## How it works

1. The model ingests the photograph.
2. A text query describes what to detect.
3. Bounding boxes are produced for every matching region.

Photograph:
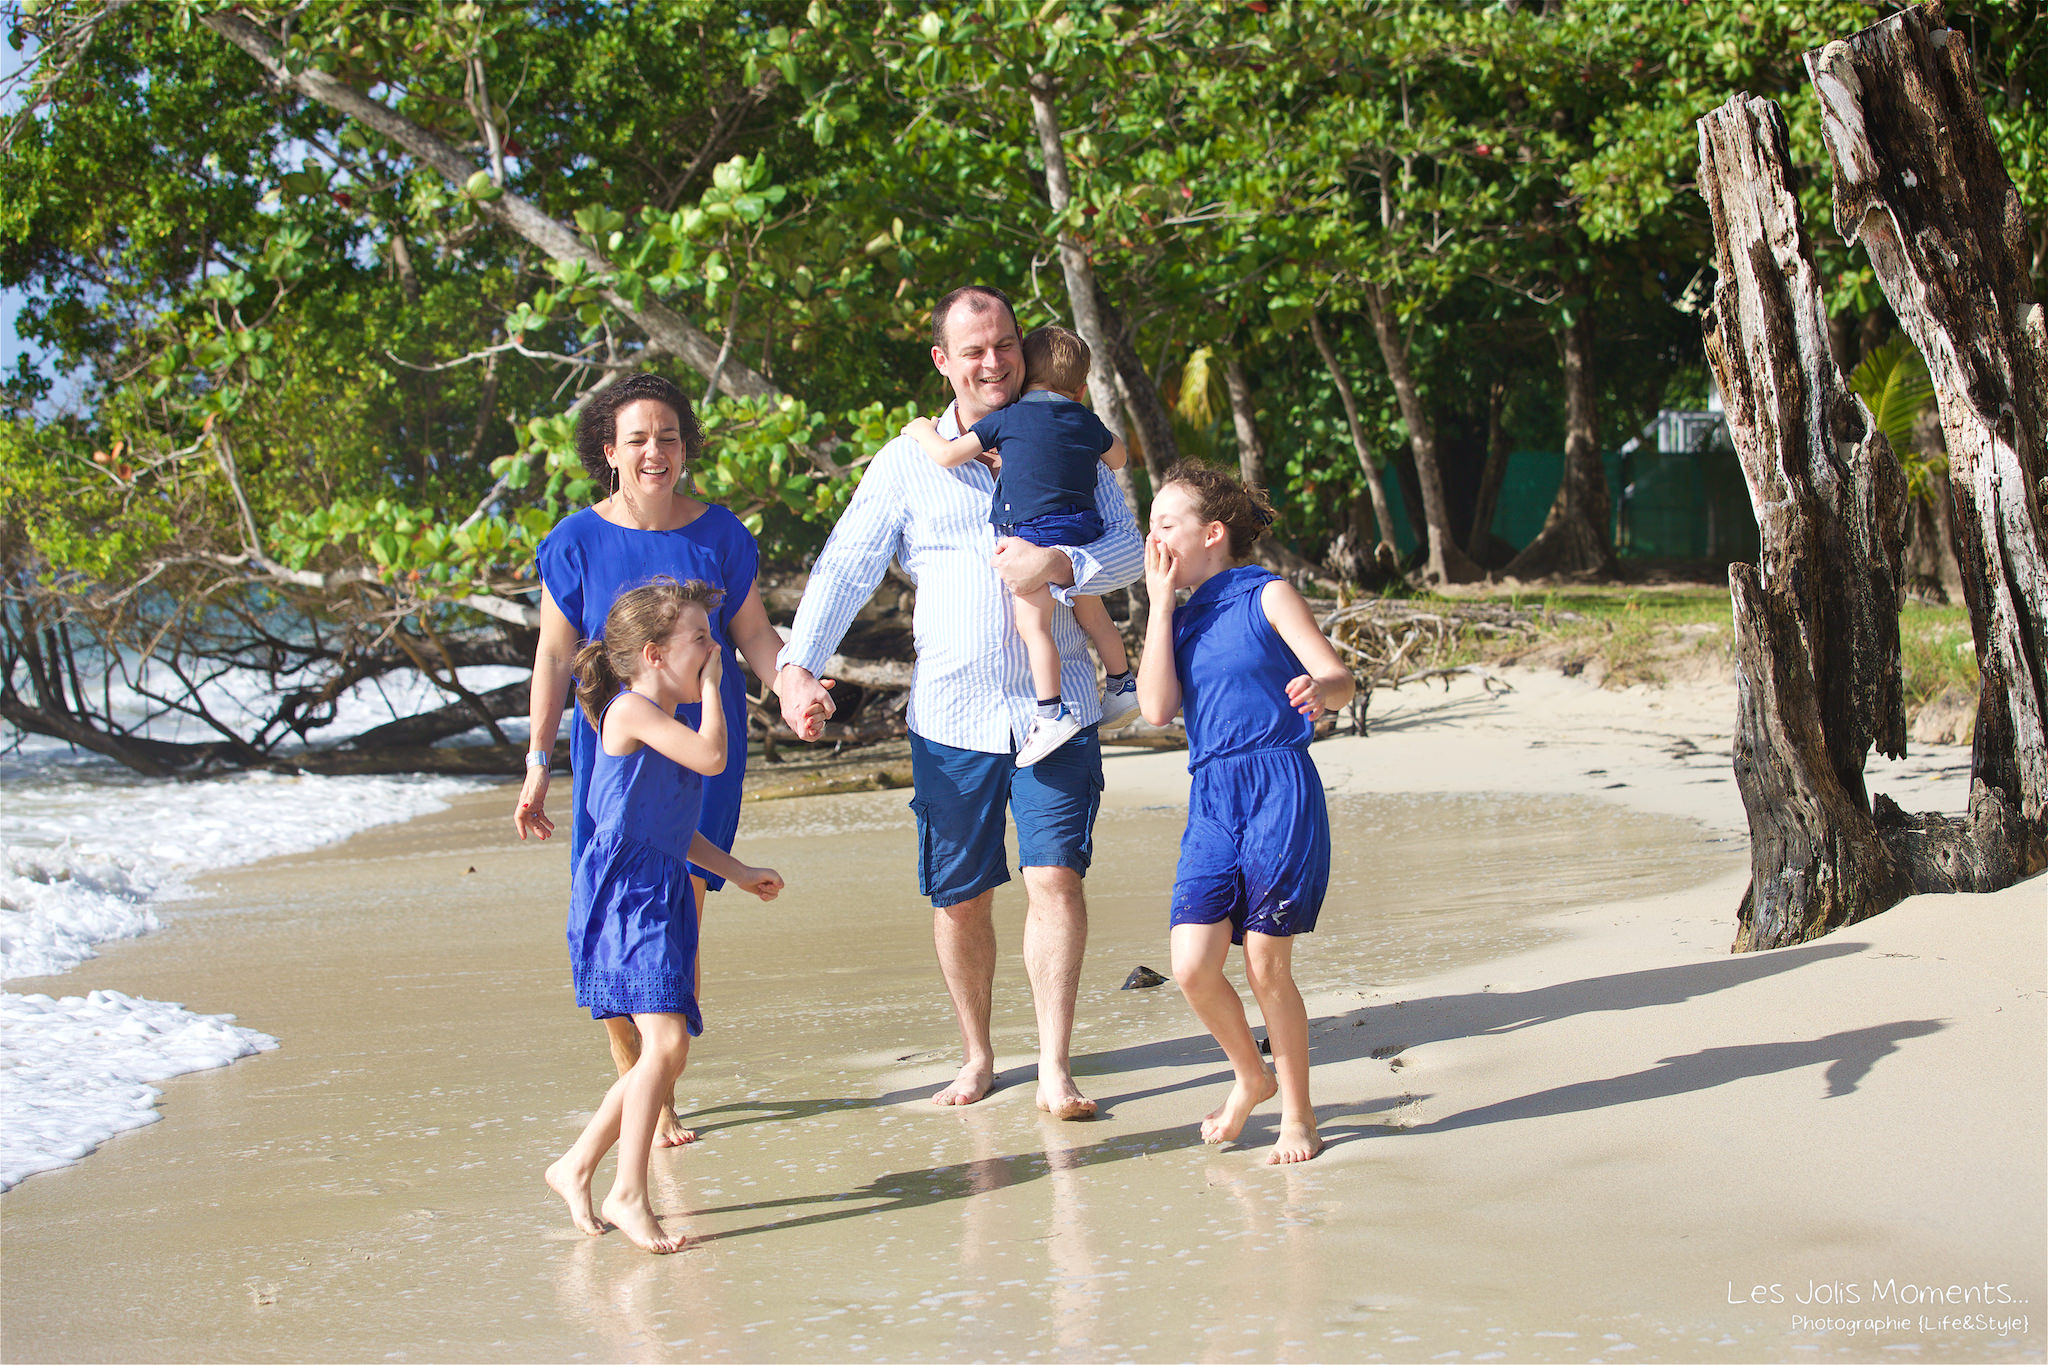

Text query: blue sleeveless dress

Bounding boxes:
[568,693,705,1031]
[536,503,758,891]
[1168,564,1331,942]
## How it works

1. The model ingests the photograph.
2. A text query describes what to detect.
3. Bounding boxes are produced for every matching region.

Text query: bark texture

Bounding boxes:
[1698,93,1914,951]
[1807,3,2048,853]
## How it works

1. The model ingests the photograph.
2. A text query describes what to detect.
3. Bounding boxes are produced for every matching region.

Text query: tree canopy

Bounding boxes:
[2,0,2041,770]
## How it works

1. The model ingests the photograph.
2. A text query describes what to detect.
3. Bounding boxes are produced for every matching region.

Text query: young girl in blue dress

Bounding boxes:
[1136,467,1354,1164]
[543,578,783,1253]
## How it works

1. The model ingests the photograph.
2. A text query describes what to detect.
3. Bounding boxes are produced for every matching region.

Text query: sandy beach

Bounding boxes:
[1,668,2039,1363]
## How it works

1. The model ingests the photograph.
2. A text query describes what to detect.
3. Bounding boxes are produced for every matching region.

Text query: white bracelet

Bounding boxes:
[525,750,551,771]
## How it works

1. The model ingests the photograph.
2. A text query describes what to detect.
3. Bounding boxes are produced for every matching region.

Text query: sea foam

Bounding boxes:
[2,669,504,1190]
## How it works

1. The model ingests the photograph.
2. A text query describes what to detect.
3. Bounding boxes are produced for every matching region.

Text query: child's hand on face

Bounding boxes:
[1144,534,1179,599]
[699,646,723,696]
[738,865,784,901]
[1284,673,1325,717]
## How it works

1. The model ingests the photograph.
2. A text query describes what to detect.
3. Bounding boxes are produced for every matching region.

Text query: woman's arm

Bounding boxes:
[904,415,986,468]
[727,583,784,693]
[1135,538,1184,727]
[1262,579,1355,716]
[513,587,579,840]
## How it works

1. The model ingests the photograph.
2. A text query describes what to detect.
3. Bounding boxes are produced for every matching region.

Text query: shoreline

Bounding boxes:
[1,668,2039,1362]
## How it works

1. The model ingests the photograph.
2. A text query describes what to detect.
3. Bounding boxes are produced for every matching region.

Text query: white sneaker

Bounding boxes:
[1016,711,1083,767]
[1099,685,1141,731]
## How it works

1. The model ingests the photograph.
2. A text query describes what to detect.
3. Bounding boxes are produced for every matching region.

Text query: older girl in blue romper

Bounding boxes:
[1136,466,1355,1164]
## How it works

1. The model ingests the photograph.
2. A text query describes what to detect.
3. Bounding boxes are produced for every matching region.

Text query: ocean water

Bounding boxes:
[0,662,524,1190]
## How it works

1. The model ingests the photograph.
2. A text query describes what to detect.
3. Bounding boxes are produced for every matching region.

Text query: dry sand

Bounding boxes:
[1,668,2040,1363]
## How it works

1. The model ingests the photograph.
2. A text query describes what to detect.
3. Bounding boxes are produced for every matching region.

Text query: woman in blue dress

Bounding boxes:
[1136,464,1354,1165]
[512,373,784,1146]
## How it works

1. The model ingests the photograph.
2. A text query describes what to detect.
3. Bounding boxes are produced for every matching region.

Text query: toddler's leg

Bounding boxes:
[1245,932,1321,1163]
[602,1011,692,1253]
[1170,921,1277,1144]
[604,1015,693,1147]
[1013,583,1065,707]
[1071,595,1129,675]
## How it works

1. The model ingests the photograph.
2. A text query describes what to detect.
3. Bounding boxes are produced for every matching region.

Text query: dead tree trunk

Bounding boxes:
[1807,3,2048,874]
[1698,94,1915,951]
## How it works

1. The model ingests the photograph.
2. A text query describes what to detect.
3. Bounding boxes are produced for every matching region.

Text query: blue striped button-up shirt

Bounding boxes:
[778,404,1145,754]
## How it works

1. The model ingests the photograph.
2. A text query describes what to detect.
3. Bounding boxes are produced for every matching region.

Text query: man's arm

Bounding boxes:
[775,447,907,738]
[992,460,1143,604]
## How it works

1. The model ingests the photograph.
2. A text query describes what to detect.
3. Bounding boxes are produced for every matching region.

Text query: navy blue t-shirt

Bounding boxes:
[969,390,1115,526]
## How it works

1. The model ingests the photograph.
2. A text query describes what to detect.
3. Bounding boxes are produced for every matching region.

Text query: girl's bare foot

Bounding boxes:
[654,1107,698,1148]
[1200,1070,1278,1144]
[600,1191,686,1254]
[1266,1117,1324,1164]
[545,1157,604,1236]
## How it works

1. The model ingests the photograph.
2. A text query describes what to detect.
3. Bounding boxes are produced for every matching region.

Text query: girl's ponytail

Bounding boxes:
[572,638,622,730]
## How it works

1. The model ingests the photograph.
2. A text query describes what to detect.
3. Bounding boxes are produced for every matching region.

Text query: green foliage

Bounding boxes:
[1850,332,1939,491]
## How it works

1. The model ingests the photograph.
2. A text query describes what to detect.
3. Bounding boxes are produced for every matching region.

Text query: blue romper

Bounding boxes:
[969,390,1114,548]
[1169,565,1331,943]
[568,693,705,1031]
[536,504,758,890]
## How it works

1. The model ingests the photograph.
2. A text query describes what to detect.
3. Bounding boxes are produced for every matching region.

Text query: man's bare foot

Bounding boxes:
[1035,1079,1098,1120]
[655,1107,698,1148]
[1200,1070,1279,1144]
[600,1191,686,1254]
[545,1157,604,1236]
[1266,1117,1324,1164]
[931,1062,995,1106]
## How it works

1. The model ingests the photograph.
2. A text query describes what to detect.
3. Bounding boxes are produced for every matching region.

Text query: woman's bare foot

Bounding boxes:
[545,1157,604,1236]
[932,1061,995,1106]
[654,1107,698,1148]
[1036,1079,1098,1120]
[1266,1116,1324,1164]
[1200,1070,1279,1144]
[600,1191,686,1254]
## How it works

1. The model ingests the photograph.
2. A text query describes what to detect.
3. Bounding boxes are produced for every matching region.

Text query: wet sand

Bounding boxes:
[1,670,2040,1362]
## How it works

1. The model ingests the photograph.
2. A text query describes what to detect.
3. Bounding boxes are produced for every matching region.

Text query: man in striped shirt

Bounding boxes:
[776,286,1144,1117]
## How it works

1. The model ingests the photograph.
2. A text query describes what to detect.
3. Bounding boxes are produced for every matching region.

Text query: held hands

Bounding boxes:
[775,663,836,742]
[1284,673,1328,718]
[513,767,554,841]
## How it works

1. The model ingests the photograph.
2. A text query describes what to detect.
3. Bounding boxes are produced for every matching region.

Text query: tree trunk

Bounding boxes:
[1026,72,1142,531]
[1698,93,1914,951]
[1307,310,1396,563]
[1468,378,1511,559]
[1504,306,1617,579]
[1808,3,2048,865]
[1224,355,1267,490]
[1092,284,1182,480]
[1360,283,1483,584]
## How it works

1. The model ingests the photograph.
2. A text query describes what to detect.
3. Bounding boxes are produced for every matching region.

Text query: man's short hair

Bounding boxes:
[1022,325,1091,395]
[931,285,1020,353]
